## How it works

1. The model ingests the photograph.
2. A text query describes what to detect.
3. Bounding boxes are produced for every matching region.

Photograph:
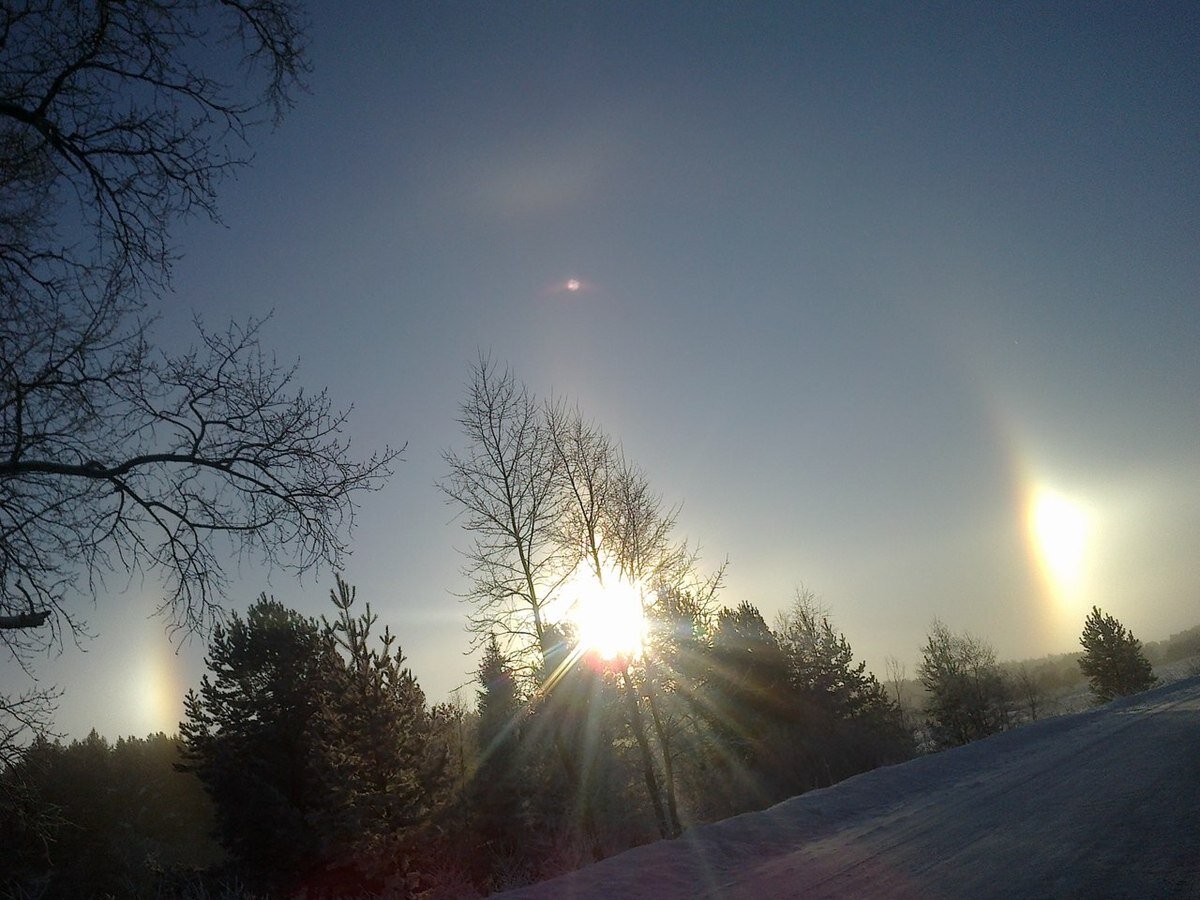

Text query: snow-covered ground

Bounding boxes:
[499,676,1200,898]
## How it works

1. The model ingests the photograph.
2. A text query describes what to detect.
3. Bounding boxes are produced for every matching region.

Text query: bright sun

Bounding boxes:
[565,564,647,662]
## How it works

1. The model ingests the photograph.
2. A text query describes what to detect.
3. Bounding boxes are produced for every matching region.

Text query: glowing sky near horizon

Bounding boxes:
[17,1,1199,740]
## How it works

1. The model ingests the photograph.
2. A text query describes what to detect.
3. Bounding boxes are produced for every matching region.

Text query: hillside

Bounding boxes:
[499,676,1200,898]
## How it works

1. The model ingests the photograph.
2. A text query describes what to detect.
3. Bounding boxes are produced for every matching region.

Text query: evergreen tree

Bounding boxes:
[776,593,894,720]
[309,578,450,887]
[708,602,790,751]
[477,636,522,752]
[0,732,220,899]
[469,635,528,869]
[694,602,791,812]
[1078,606,1158,704]
[179,598,337,891]
[522,622,628,864]
[179,586,450,895]
[775,593,911,782]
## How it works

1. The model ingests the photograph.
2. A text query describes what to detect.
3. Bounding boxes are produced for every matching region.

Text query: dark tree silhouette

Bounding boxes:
[1078,606,1157,704]
[180,587,449,893]
[774,592,911,786]
[443,359,730,843]
[468,634,529,873]
[0,731,221,899]
[0,311,398,649]
[0,0,308,295]
[0,2,402,844]
[0,1,395,655]
[178,598,336,889]
[439,356,566,672]
[697,601,791,811]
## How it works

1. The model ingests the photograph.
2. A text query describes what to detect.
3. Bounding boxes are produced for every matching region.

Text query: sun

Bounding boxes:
[564,564,646,663]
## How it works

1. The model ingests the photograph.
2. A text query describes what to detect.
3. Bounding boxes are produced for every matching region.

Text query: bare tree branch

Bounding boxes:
[439,355,567,677]
[0,303,398,648]
[0,0,309,295]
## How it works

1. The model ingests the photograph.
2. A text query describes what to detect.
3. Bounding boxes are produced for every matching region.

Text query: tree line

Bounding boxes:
[914,607,1160,751]
[0,573,1166,898]
[0,578,914,897]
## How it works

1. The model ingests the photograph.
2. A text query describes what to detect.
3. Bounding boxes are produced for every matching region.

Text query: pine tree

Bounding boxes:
[776,594,894,720]
[775,593,911,780]
[1,733,221,899]
[689,602,792,813]
[310,578,449,884]
[470,635,526,861]
[1078,606,1158,704]
[178,598,337,891]
[179,586,449,894]
[707,602,790,752]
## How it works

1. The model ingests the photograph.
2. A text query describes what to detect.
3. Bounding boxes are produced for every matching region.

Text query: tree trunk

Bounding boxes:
[643,674,682,836]
[621,666,670,838]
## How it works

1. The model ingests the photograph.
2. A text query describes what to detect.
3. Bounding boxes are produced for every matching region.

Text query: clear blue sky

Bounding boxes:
[34,1,1200,738]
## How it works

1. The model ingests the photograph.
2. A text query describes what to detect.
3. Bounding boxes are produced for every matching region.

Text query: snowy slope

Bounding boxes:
[499,676,1200,898]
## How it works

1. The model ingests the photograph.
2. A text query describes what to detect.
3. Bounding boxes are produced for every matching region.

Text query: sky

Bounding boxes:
[26,1,1200,740]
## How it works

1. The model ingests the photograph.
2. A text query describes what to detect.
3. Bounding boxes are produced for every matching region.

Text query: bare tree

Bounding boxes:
[0,2,401,793]
[604,456,695,592]
[604,457,705,838]
[447,371,724,840]
[439,356,568,672]
[1013,663,1044,722]
[0,0,309,297]
[545,399,614,582]
[550,418,726,839]
[544,409,675,835]
[884,655,910,729]
[0,309,398,656]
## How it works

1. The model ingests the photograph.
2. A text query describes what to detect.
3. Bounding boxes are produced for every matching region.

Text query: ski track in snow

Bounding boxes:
[497,676,1200,899]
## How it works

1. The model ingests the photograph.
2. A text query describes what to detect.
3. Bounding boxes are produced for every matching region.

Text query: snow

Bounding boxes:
[498,676,1200,898]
